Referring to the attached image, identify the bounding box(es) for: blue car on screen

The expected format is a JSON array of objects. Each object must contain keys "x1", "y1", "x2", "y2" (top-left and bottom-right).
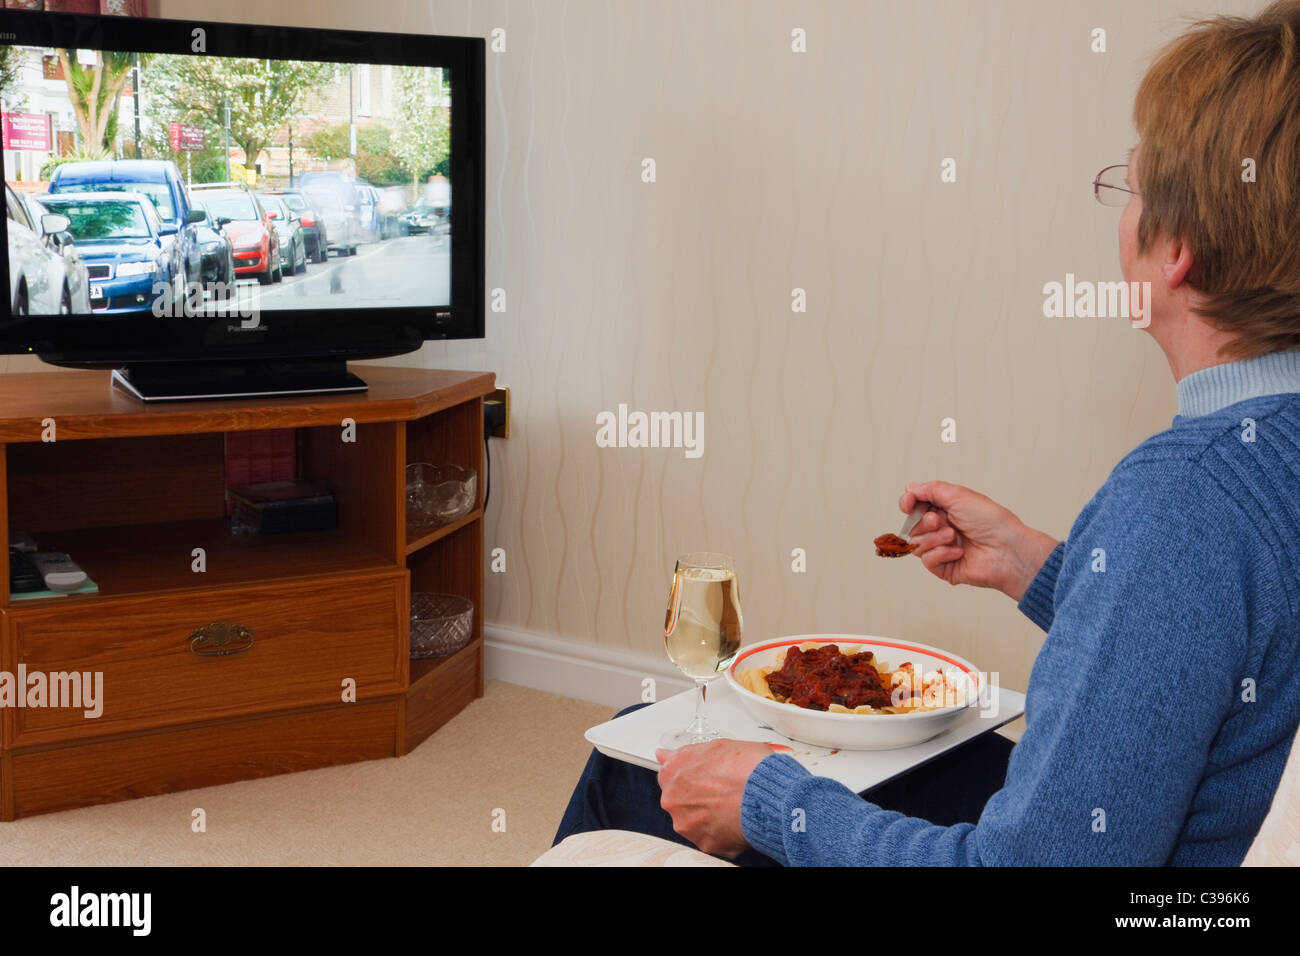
[
  {"x1": 47, "y1": 159, "x2": 205, "y2": 287},
  {"x1": 37, "y1": 191, "x2": 184, "y2": 315}
]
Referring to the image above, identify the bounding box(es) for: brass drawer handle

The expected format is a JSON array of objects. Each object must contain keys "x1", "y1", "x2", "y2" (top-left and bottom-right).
[{"x1": 188, "y1": 622, "x2": 255, "y2": 657}]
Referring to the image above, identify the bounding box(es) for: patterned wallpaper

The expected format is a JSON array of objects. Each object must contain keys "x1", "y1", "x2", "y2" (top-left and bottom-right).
[{"x1": 8, "y1": 0, "x2": 1267, "y2": 692}]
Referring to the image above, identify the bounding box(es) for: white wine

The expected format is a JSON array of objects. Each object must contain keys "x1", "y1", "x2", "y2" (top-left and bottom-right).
[
  {"x1": 664, "y1": 565, "x2": 743, "y2": 680},
  {"x1": 659, "y1": 553, "x2": 742, "y2": 748}
]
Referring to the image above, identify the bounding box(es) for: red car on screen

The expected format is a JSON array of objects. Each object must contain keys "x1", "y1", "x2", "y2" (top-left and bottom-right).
[{"x1": 189, "y1": 184, "x2": 281, "y2": 285}]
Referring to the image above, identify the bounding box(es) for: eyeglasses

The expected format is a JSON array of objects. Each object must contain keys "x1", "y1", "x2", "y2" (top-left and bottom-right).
[{"x1": 1094, "y1": 164, "x2": 1137, "y2": 206}]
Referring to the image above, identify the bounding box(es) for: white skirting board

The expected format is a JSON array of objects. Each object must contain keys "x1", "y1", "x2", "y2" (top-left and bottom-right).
[{"x1": 484, "y1": 623, "x2": 694, "y2": 710}]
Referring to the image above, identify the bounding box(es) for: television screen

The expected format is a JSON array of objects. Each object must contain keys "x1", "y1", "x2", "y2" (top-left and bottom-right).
[{"x1": 0, "y1": 10, "x2": 484, "y2": 383}]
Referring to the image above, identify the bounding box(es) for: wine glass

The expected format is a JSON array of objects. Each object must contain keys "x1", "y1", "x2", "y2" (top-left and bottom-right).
[{"x1": 659, "y1": 552, "x2": 744, "y2": 749}]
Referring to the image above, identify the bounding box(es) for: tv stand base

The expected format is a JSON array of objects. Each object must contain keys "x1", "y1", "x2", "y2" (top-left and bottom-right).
[{"x1": 111, "y1": 359, "x2": 368, "y2": 402}]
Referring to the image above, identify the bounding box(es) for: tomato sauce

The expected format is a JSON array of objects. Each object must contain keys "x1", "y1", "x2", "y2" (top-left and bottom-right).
[{"x1": 763, "y1": 644, "x2": 895, "y2": 711}]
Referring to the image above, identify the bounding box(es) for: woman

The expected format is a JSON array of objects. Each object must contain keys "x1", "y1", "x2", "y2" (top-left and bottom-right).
[{"x1": 556, "y1": 0, "x2": 1300, "y2": 865}]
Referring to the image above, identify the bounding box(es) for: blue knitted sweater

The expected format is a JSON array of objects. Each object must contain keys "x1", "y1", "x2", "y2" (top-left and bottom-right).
[{"x1": 741, "y1": 350, "x2": 1300, "y2": 865}]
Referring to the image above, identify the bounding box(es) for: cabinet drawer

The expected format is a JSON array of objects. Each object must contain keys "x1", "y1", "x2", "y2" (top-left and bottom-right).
[
  {"x1": 3, "y1": 569, "x2": 408, "y2": 747},
  {"x1": 8, "y1": 699, "x2": 401, "y2": 820}
]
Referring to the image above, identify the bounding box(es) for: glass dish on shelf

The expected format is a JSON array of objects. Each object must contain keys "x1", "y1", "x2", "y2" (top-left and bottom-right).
[
  {"x1": 406, "y1": 463, "x2": 476, "y2": 527},
  {"x1": 410, "y1": 592, "x2": 474, "y2": 658}
]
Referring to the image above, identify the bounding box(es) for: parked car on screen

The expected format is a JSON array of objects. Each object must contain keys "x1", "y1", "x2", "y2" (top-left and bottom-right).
[
  {"x1": 257, "y1": 193, "x2": 306, "y2": 276},
  {"x1": 263, "y1": 188, "x2": 328, "y2": 263},
  {"x1": 190, "y1": 183, "x2": 281, "y2": 284},
  {"x1": 6, "y1": 184, "x2": 79, "y2": 315},
  {"x1": 17, "y1": 191, "x2": 92, "y2": 314},
  {"x1": 401, "y1": 179, "x2": 450, "y2": 237},
  {"x1": 36, "y1": 190, "x2": 185, "y2": 315},
  {"x1": 399, "y1": 199, "x2": 436, "y2": 236},
  {"x1": 46, "y1": 159, "x2": 205, "y2": 288},
  {"x1": 297, "y1": 171, "x2": 363, "y2": 256},
  {"x1": 356, "y1": 183, "x2": 380, "y2": 244},
  {"x1": 188, "y1": 204, "x2": 236, "y2": 290}
]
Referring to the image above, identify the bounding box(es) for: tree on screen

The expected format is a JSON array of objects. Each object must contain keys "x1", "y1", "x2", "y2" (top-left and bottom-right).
[
  {"x1": 0, "y1": 46, "x2": 26, "y2": 112},
  {"x1": 391, "y1": 66, "x2": 450, "y2": 193},
  {"x1": 303, "y1": 123, "x2": 407, "y2": 185},
  {"x1": 57, "y1": 49, "x2": 133, "y2": 151},
  {"x1": 147, "y1": 55, "x2": 332, "y2": 176}
]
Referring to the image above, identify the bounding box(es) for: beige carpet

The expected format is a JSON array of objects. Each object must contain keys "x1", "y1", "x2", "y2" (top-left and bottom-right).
[{"x1": 0, "y1": 681, "x2": 615, "y2": 867}]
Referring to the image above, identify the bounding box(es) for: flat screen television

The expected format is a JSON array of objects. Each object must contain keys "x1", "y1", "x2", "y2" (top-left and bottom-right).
[{"x1": 0, "y1": 9, "x2": 485, "y2": 400}]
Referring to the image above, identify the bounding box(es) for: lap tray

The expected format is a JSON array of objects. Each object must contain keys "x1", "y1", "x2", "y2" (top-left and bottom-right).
[{"x1": 586, "y1": 679, "x2": 1026, "y2": 794}]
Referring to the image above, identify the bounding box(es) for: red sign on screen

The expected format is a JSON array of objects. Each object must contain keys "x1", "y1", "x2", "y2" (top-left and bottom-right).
[
  {"x1": 169, "y1": 122, "x2": 206, "y2": 151},
  {"x1": 2, "y1": 112, "x2": 52, "y2": 152}
]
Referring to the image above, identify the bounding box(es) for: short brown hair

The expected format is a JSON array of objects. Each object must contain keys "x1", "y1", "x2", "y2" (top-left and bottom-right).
[{"x1": 1133, "y1": 0, "x2": 1300, "y2": 358}]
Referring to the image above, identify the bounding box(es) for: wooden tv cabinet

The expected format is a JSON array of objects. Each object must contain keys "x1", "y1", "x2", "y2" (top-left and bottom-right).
[{"x1": 0, "y1": 365, "x2": 495, "y2": 820}]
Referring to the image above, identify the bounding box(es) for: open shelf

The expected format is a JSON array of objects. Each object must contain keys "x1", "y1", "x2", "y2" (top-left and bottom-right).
[
  {"x1": 23, "y1": 518, "x2": 397, "y2": 600},
  {"x1": 4, "y1": 418, "x2": 405, "y2": 604}
]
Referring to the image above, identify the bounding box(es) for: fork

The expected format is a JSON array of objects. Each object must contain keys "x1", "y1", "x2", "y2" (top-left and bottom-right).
[{"x1": 899, "y1": 502, "x2": 930, "y2": 539}]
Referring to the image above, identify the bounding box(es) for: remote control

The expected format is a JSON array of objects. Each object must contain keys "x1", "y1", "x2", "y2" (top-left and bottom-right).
[
  {"x1": 30, "y1": 552, "x2": 88, "y2": 592},
  {"x1": 9, "y1": 548, "x2": 44, "y2": 593}
]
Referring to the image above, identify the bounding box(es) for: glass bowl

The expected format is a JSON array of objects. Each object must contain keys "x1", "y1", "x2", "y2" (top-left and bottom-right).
[
  {"x1": 406, "y1": 463, "x2": 476, "y2": 527},
  {"x1": 410, "y1": 592, "x2": 475, "y2": 659}
]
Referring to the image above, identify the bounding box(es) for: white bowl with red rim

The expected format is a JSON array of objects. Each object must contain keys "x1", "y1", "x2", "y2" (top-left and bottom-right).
[{"x1": 724, "y1": 634, "x2": 980, "y2": 751}]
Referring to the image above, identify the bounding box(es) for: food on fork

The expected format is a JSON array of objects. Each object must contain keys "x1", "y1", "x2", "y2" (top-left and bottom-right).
[{"x1": 874, "y1": 532, "x2": 917, "y2": 557}]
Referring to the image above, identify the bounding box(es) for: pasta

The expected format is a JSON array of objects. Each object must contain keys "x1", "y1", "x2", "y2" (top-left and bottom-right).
[{"x1": 736, "y1": 642, "x2": 967, "y2": 714}]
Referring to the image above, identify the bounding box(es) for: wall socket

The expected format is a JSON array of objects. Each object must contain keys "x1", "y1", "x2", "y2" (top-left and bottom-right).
[{"x1": 485, "y1": 386, "x2": 510, "y2": 439}]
